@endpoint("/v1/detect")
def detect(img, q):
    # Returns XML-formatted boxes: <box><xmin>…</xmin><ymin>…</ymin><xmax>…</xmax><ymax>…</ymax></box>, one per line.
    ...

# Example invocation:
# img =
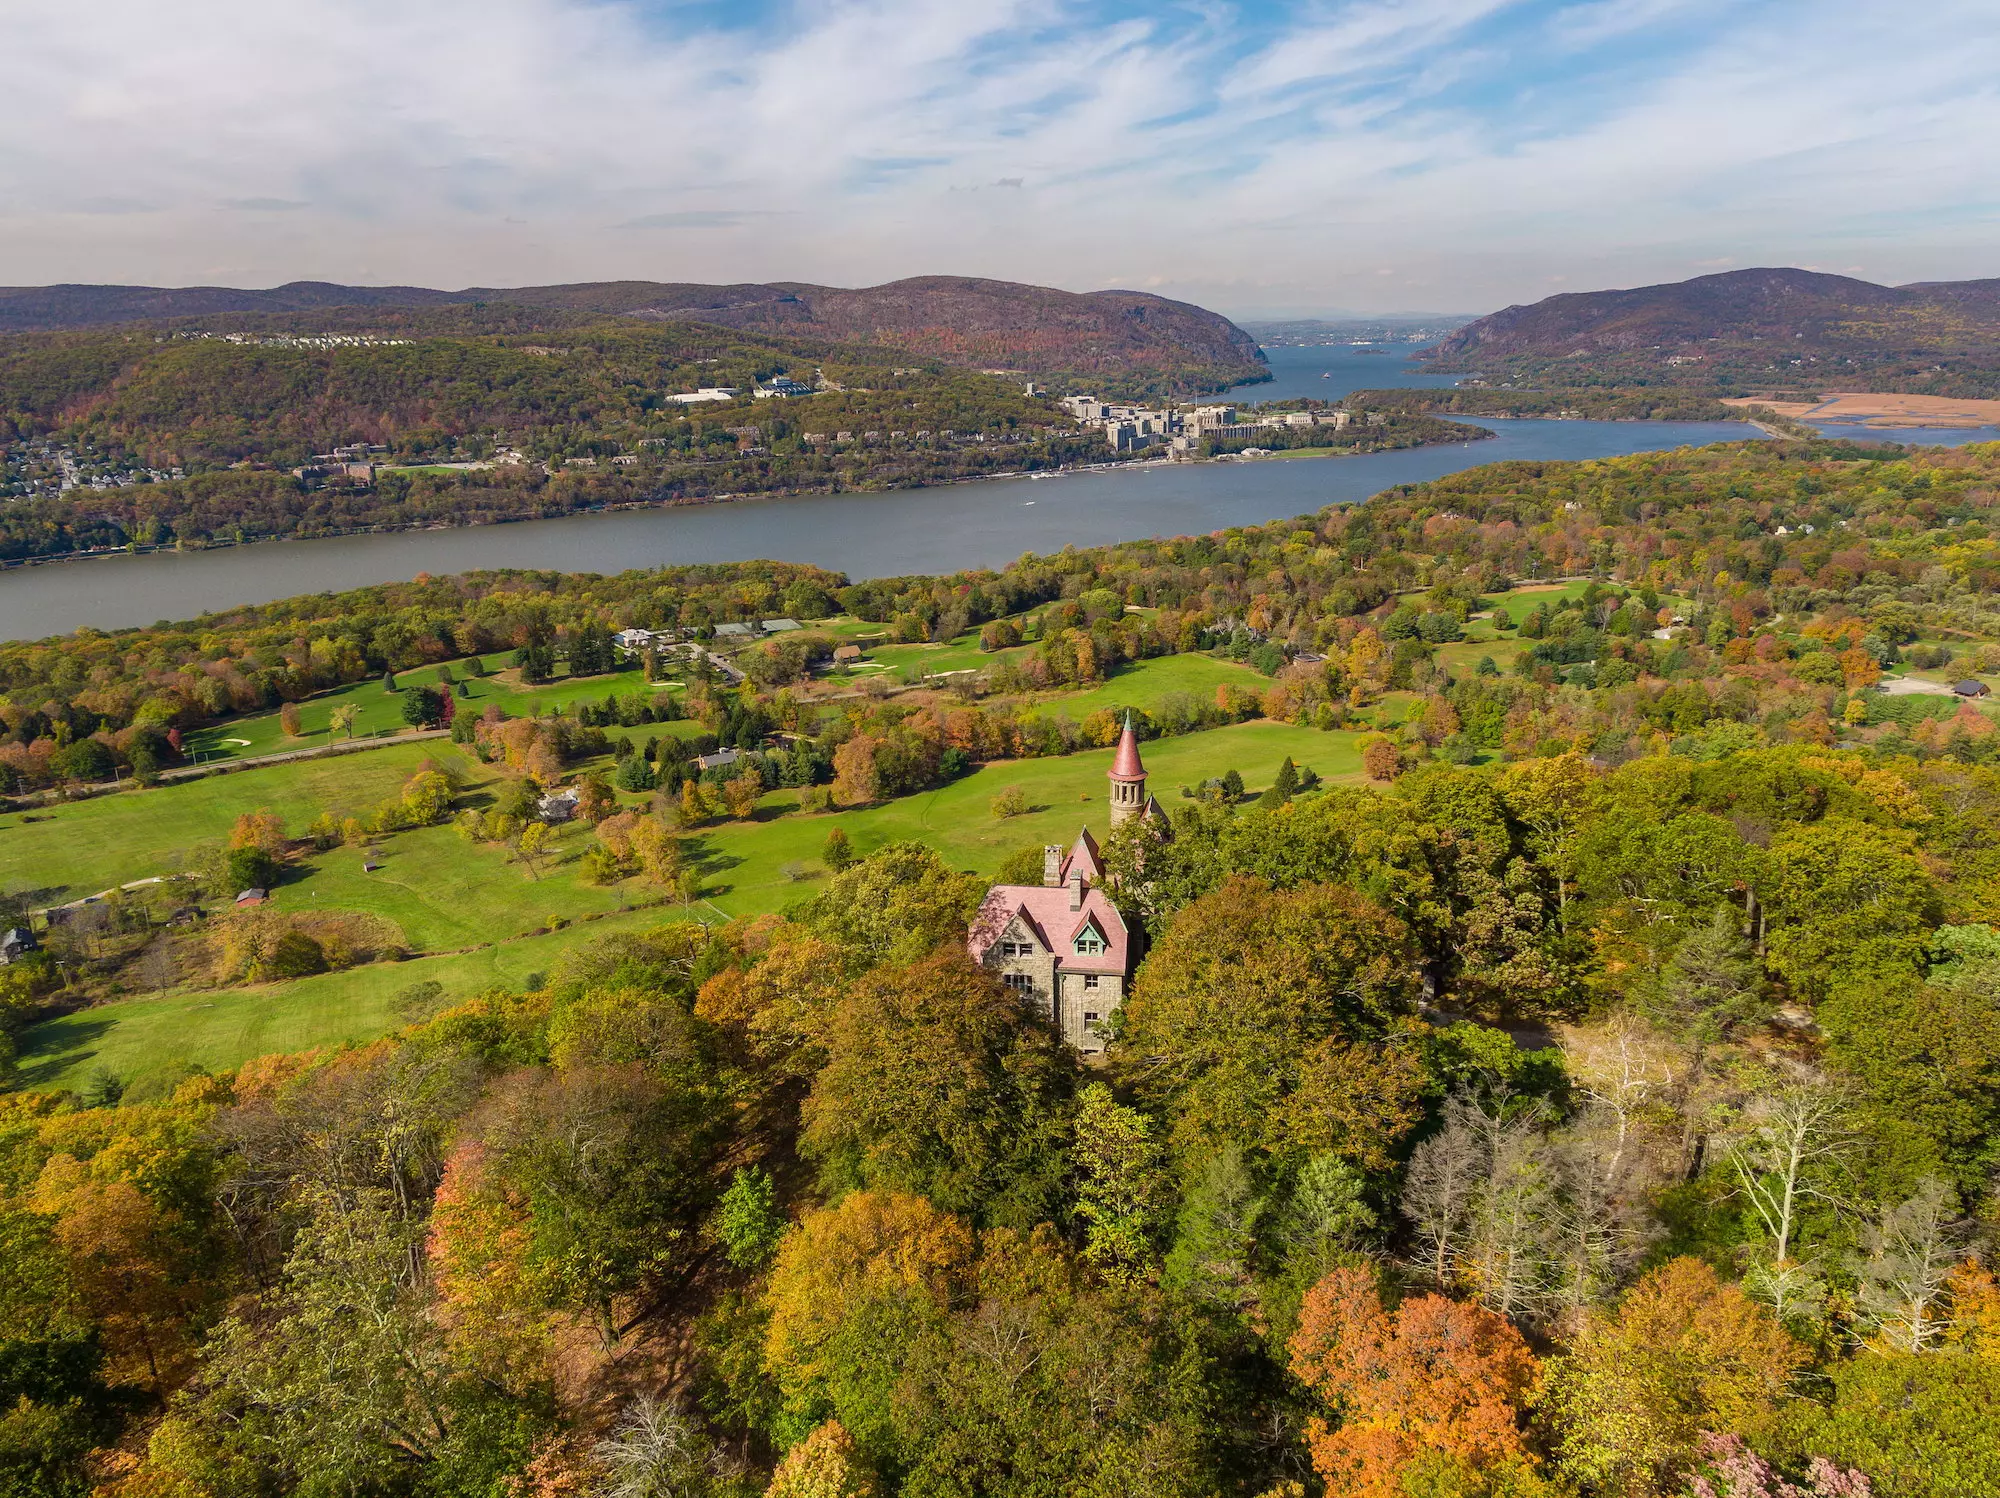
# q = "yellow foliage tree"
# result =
<box><xmin>765</xmin><ymin>1420</ymin><xmax>880</xmax><ymax>1498</ymax></box>
<box><xmin>763</xmin><ymin>1190</ymin><xmax>974</xmax><ymax>1400</ymax></box>
<box><xmin>1544</xmin><ymin>1257</ymin><xmax>1805</xmax><ymax>1497</ymax></box>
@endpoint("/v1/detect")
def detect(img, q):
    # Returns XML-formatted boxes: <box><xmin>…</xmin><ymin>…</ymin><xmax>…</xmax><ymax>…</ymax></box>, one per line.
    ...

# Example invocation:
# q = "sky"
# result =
<box><xmin>7</xmin><ymin>0</ymin><xmax>2000</xmax><ymax>318</ymax></box>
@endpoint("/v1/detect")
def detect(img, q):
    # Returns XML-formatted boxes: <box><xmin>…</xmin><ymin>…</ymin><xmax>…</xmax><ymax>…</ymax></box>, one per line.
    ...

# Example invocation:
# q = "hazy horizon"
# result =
<box><xmin>8</xmin><ymin>0</ymin><xmax>1998</xmax><ymax>317</ymax></box>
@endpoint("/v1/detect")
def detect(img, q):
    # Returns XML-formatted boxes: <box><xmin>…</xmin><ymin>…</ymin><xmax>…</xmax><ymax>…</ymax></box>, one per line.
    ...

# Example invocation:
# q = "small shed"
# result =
<box><xmin>1952</xmin><ymin>680</ymin><xmax>1992</xmax><ymax>698</ymax></box>
<box><xmin>234</xmin><ymin>888</ymin><xmax>268</xmax><ymax>907</ymax></box>
<box><xmin>833</xmin><ymin>644</ymin><xmax>864</xmax><ymax>664</ymax></box>
<box><xmin>0</xmin><ymin>927</ymin><xmax>37</xmax><ymax>964</ymax></box>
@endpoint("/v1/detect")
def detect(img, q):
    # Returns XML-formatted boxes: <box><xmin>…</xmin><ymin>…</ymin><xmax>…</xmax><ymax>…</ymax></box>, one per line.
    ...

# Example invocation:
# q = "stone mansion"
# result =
<box><xmin>967</xmin><ymin>718</ymin><xmax>1168</xmax><ymax>1053</ymax></box>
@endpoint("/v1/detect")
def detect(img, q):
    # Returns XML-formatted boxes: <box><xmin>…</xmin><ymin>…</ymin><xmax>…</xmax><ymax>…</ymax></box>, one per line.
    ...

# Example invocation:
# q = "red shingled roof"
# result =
<box><xmin>1110</xmin><ymin>719</ymin><xmax>1145</xmax><ymax>781</ymax></box>
<box><xmin>968</xmin><ymin>882</ymin><xmax>1131</xmax><ymax>976</ymax></box>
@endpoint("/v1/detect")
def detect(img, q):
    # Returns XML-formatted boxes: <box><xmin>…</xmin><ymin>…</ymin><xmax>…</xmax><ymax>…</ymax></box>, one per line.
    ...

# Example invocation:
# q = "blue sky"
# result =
<box><xmin>6</xmin><ymin>0</ymin><xmax>1998</xmax><ymax>314</ymax></box>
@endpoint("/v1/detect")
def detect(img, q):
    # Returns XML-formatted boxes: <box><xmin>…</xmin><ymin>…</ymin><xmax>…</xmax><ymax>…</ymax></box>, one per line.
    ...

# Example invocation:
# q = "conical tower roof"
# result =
<box><xmin>1110</xmin><ymin>712</ymin><xmax>1146</xmax><ymax>781</ymax></box>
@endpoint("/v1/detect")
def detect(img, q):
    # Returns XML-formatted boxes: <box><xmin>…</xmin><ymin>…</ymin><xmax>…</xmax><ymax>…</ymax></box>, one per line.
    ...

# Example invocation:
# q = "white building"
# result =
<box><xmin>670</xmin><ymin>387</ymin><xmax>739</xmax><ymax>405</ymax></box>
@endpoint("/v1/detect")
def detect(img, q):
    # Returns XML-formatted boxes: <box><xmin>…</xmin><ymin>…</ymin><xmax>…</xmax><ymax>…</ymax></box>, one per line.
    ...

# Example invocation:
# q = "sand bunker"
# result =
<box><xmin>1724</xmin><ymin>392</ymin><xmax>2000</xmax><ymax>428</ymax></box>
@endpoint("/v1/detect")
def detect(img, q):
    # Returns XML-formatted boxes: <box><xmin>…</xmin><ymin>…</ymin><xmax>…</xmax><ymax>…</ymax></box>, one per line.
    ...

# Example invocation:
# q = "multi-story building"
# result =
<box><xmin>968</xmin><ymin>719</ymin><xmax>1168</xmax><ymax>1053</ymax></box>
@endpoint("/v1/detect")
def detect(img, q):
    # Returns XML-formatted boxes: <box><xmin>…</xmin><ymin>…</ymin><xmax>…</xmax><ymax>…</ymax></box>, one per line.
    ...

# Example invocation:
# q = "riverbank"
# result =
<box><xmin>0</xmin><ymin>417</ymin><xmax>1772</xmax><ymax>639</ymax></box>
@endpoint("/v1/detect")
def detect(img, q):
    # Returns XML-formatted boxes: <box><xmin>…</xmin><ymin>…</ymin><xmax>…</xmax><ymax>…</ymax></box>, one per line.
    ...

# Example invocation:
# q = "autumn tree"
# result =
<box><xmin>1545</xmin><ymin>1257</ymin><xmax>1805</xmax><ymax>1497</ymax></box>
<box><xmin>229</xmin><ymin>807</ymin><xmax>288</xmax><ymax>858</ymax></box>
<box><xmin>762</xmin><ymin>1190</ymin><xmax>975</xmax><ymax>1454</ymax></box>
<box><xmin>802</xmin><ymin>951</ymin><xmax>1078</xmax><ymax>1226</ymax></box>
<box><xmin>1118</xmin><ymin>877</ymin><xmax>1422</xmax><ymax>1163</ymax></box>
<box><xmin>1288</xmin><ymin>1266</ymin><xmax>1539</xmax><ymax>1498</ymax></box>
<box><xmin>765</xmin><ymin>1419</ymin><xmax>880</xmax><ymax>1498</ymax></box>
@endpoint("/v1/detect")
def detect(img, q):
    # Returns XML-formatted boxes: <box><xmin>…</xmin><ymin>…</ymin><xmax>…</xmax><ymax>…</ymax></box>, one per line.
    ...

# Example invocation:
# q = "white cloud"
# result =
<box><xmin>0</xmin><ymin>0</ymin><xmax>1996</xmax><ymax>313</ymax></box>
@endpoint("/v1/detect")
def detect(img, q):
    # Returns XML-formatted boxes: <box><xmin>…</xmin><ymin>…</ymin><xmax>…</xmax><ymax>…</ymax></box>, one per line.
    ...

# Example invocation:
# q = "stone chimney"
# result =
<box><xmin>1043</xmin><ymin>845</ymin><xmax>1065</xmax><ymax>887</ymax></box>
<box><xmin>1069</xmin><ymin>868</ymin><xmax>1086</xmax><ymax>910</ymax></box>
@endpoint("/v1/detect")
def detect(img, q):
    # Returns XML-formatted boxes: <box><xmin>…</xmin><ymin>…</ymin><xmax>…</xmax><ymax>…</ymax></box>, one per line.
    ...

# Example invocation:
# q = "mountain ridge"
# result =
<box><xmin>0</xmin><ymin>275</ymin><xmax>1265</xmax><ymax>388</ymax></box>
<box><xmin>1423</xmin><ymin>266</ymin><xmax>2000</xmax><ymax>397</ymax></box>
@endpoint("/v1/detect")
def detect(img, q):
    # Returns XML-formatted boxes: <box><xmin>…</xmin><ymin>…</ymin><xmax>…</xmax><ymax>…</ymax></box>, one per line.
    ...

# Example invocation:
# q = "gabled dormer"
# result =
<box><xmin>994</xmin><ymin>910</ymin><xmax>1046</xmax><ymax>961</ymax></box>
<box><xmin>1069</xmin><ymin>912</ymin><xmax>1110</xmax><ymax>957</ymax></box>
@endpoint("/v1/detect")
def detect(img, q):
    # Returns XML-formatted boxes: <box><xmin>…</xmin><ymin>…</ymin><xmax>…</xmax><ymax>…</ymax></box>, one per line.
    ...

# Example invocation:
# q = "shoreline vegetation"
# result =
<box><xmin>0</xmin><ymin>406</ymin><xmax>1491</xmax><ymax>571</ymax></box>
<box><xmin>0</xmin><ymin>396</ymin><xmax>1828</xmax><ymax>576</ymax></box>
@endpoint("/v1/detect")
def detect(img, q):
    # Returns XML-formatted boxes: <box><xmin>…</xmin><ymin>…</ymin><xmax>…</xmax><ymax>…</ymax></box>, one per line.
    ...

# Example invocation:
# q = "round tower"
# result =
<box><xmin>1108</xmin><ymin>713</ymin><xmax>1147</xmax><ymax>827</ymax></box>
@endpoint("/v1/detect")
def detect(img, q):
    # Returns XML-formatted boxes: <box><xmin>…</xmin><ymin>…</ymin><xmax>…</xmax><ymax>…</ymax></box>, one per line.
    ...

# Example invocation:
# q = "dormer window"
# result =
<box><xmin>1073</xmin><ymin>926</ymin><xmax>1106</xmax><ymax>956</ymax></box>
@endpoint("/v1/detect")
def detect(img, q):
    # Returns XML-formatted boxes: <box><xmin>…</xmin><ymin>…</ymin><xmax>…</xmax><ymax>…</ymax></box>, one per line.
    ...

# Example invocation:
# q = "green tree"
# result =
<box><xmin>1782</xmin><ymin>1352</ymin><xmax>2000</xmax><ymax>1498</ymax></box>
<box><xmin>224</xmin><ymin>846</ymin><xmax>279</xmax><ymax>894</ymax></box>
<box><xmin>802</xmin><ymin>951</ymin><xmax>1079</xmax><ymax>1227</ymax></box>
<box><xmin>1117</xmin><ymin>877</ymin><xmax>1423</xmax><ymax>1162</ymax></box>
<box><xmin>1071</xmin><ymin>1084</ymin><xmax>1171</xmax><ymax>1281</ymax></box>
<box><xmin>1764</xmin><ymin>818</ymin><xmax>1938</xmax><ymax>1001</ymax></box>
<box><xmin>717</xmin><ymin>1166</ymin><xmax>786</xmax><ymax>1270</ymax></box>
<box><xmin>799</xmin><ymin>844</ymin><xmax>985</xmax><ymax>974</ymax></box>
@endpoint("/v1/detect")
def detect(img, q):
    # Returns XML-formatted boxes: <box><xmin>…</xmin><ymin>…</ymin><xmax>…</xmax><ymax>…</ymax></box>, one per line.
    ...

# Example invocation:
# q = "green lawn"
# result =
<box><xmin>185</xmin><ymin>654</ymin><xmax>685</xmax><ymax>763</ymax></box>
<box><xmin>13</xmin><ymin>907</ymin><xmax>679</xmax><ymax>1095</ymax></box>
<box><xmin>0</xmin><ymin>742</ymin><xmax>476</xmax><ymax>902</ymax></box>
<box><xmin>273</xmin><ymin>816</ymin><xmax>666</xmax><ymax>952</ymax></box>
<box><xmin>1483</xmin><ymin>582</ymin><xmax>1595</xmax><ymax>626</ymax></box>
<box><xmin>1019</xmin><ymin>654</ymin><xmax>1274</xmax><ymax>720</ymax></box>
<box><xmin>11</xmin><ymin>717</ymin><xmax>1358</xmax><ymax>1094</ymax></box>
<box><xmin>690</xmin><ymin>718</ymin><xmax>1360</xmax><ymax>918</ymax></box>
<box><xmin>1433</xmin><ymin>638</ymin><xmax>1528</xmax><ymax>676</ymax></box>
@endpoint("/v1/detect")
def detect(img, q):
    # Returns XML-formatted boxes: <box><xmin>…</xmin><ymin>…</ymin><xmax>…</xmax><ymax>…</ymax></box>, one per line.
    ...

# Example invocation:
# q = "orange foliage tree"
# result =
<box><xmin>1287</xmin><ymin>1266</ymin><xmax>1539</xmax><ymax>1498</ymax></box>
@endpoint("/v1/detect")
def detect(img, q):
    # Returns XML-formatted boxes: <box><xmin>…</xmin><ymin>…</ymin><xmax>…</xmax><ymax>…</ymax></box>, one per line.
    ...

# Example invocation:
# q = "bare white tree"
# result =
<box><xmin>1403</xmin><ymin>1090</ymin><xmax>1559</xmax><ymax>1319</ymax></box>
<box><xmin>1560</xmin><ymin>1012</ymin><xmax>1677</xmax><ymax>1187</ymax></box>
<box><xmin>1403</xmin><ymin>1099</ymin><xmax>1484</xmax><ymax>1288</ymax></box>
<box><xmin>1853</xmin><ymin>1177</ymin><xmax>1966</xmax><ymax>1353</ymax></box>
<box><xmin>594</xmin><ymin>1396</ymin><xmax>729</xmax><ymax>1498</ymax></box>
<box><xmin>1724</xmin><ymin>1076</ymin><xmax>1852</xmax><ymax>1269</ymax></box>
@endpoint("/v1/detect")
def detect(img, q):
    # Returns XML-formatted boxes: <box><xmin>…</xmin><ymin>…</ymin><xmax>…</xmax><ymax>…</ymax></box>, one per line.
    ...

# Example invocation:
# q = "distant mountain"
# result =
<box><xmin>1424</xmin><ymin>268</ymin><xmax>2000</xmax><ymax>396</ymax></box>
<box><xmin>0</xmin><ymin>275</ymin><xmax>1264</xmax><ymax>391</ymax></box>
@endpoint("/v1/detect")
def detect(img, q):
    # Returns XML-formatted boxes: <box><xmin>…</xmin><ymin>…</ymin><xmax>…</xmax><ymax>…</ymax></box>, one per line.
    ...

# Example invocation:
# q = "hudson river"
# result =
<box><xmin>0</xmin><ymin>414</ymin><xmax>1760</xmax><ymax>639</ymax></box>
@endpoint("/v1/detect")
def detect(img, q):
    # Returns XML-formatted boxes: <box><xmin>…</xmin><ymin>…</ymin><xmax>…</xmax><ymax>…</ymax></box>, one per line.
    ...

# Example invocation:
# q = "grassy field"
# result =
<box><xmin>691</xmin><ymin>718</ymin><xmax>1359</xmax><ymax>916</ymax></box>
<box><xmin>0</xmin><ymin>742</ymin><xmax>475</xmax><ymax>902</ymax></box>
<box><xmin>12</xmin><ymin>716</ymin><xmax>1358</xmax><ymax>1093</ymax></box>
<box><xmin>13</xmin><ymin>906</ymin><xmax>677</xmax><ymax>1094</ymax></box>
<box><xmin>1482</xmin><ymin>581</ymin><xmax>1595</xmax><ymax>626</ymax></box>
<box><xmin>1019</xmin><ymin>654</ymin><xmax>1275</xmax><ymax>720</ymax></box>
<box><xmin>1433</xmin><ymin>638</ymin><xmax>1528</xmax><ymax>676</ymax></box>
<box><xmin>185</xmin><ymin>653</ymin><xmax>688</xmax><ymax>762</ymax></box>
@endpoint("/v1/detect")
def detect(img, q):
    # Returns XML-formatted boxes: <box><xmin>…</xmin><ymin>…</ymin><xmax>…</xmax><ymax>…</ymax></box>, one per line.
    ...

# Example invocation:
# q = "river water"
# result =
<box><xmin>1227</xmin><ymin>343</ymin><xmax>1460</xmax><ymax>404</ymax></box>
<box><xmin>0</xmin><ymin>416</ymin><xmax>1762</xmax><ymax>640</ymax></box>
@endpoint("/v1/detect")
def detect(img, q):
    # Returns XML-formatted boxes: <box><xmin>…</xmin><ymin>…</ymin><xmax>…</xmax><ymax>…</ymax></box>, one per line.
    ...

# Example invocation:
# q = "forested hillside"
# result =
<box><xmin>4</xmin><ymin>436</ymin><xmax>2000</xmax><ymax>1496</ymax></box>
<box><xmin>0</xmin><ymin>308</ymin><xmax>1464</xmax><ymax>561</ymax></box>
<box><xmin>0</xmin><ymin>275</ymin><xmax>1267</xmax><ymax>393</ymax></box>
<box><xmin>1426</xmin><ymin>266</ymin><xmax>2000</xmax><ymax>398</ymax></box>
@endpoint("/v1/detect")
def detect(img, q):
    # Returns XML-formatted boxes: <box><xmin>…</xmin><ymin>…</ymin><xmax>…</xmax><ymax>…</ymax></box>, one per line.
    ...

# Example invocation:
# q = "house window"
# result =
<box><xmin>1002</xmin><ymin>973</ymin><xmax>1034</xmax><ymax>993</ymax></box>
<box><xmin>1083</xmin><ymin>1011</ymin><xmax>1100</xmax><ymax>1023</ymax></box>
<box><xmin>1001</xmin><ymin>940</ymin><xmax>1034</xmax><ymax>958</ymax></box>
<box><xmin>1082</xmin><ymin>974</ymin><xmax>1100</xmax><ymax>990</ymax></box>
<box><xmin>1073</xmin><ymin>928</ymin><xmax>1105</xmax><ymax>955</ymax></box>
